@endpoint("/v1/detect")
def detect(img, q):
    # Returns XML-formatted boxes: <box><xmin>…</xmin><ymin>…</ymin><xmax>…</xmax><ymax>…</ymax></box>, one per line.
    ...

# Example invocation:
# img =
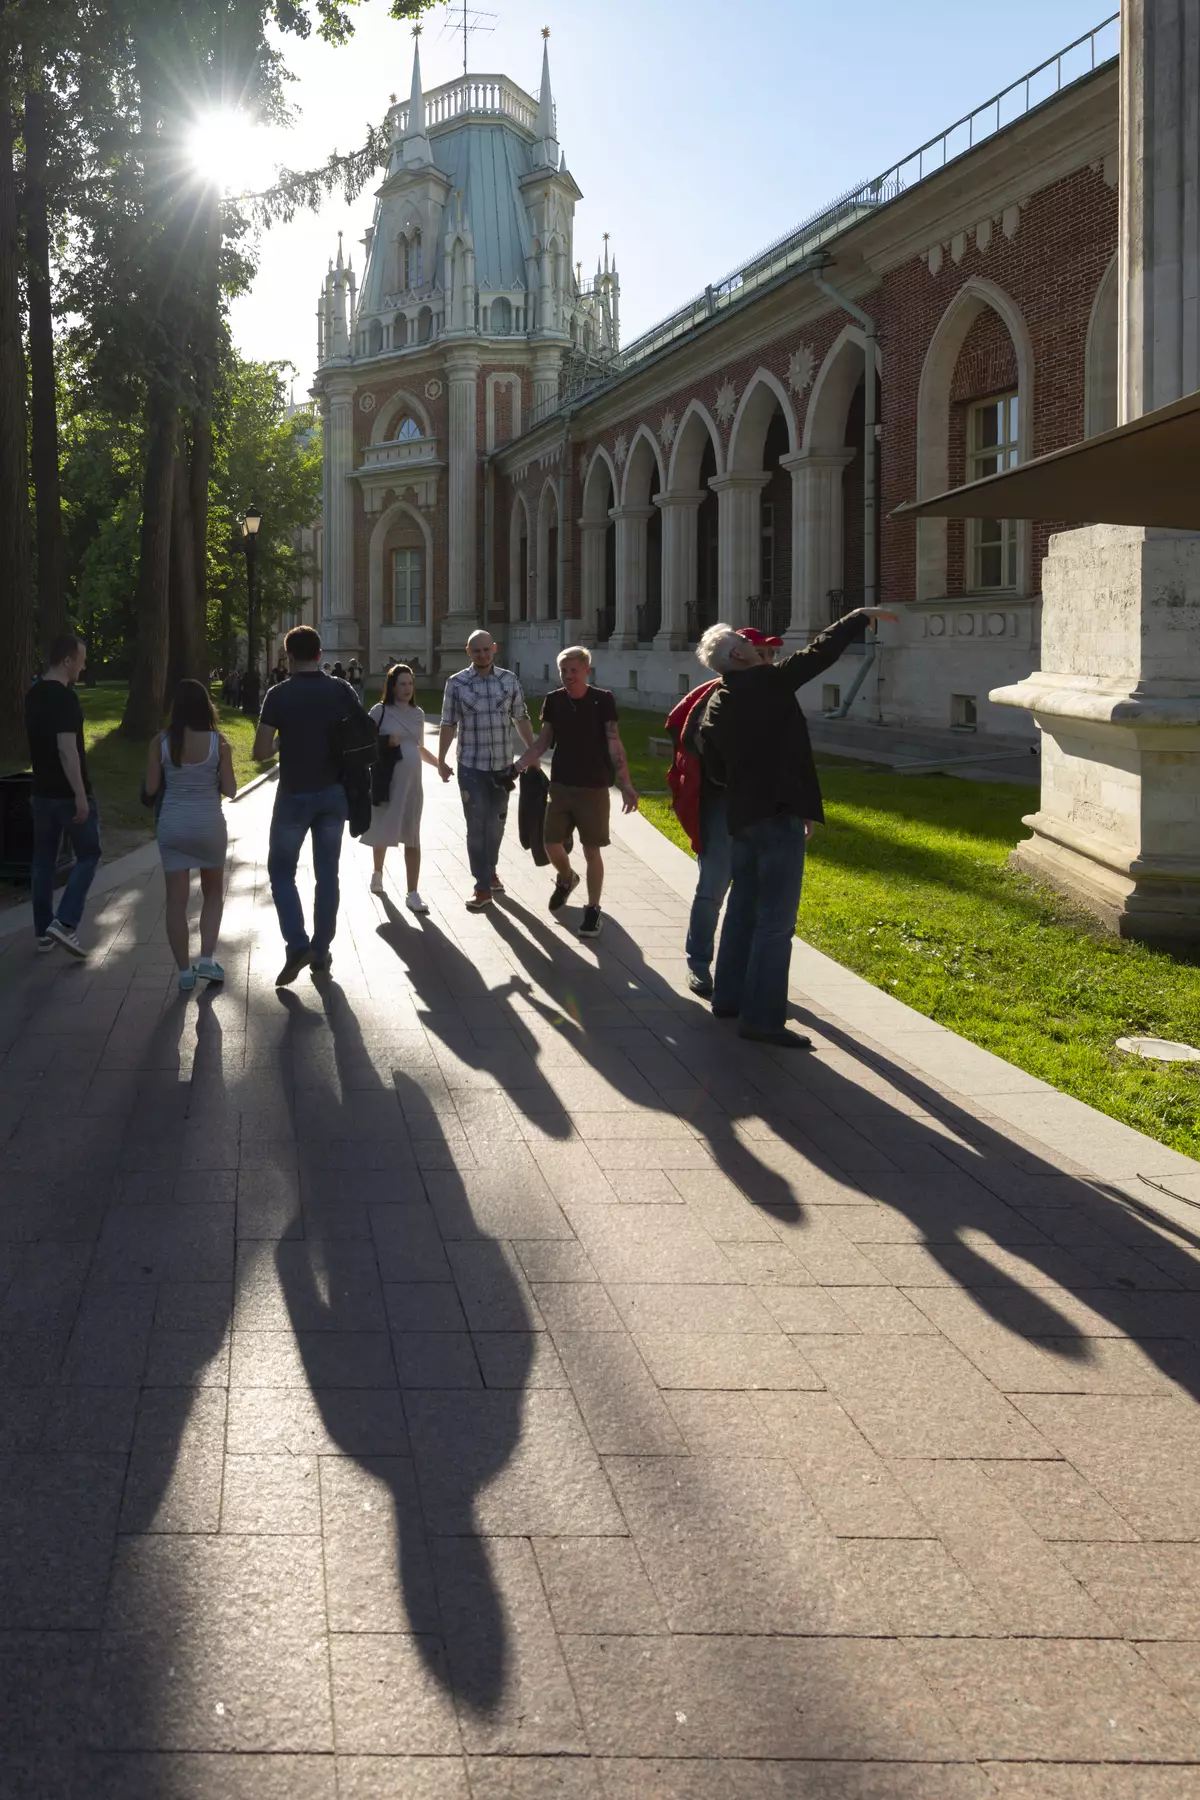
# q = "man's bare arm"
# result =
<box><xmin>606</xmin><ymin>722</ymin><xmax>639</xmax><ymax>813</ymax></box>
<box><xmin>57</xmin><ymin>733</ymin><xmax>89</xmax><ymax>822</ymax></box>
<box><xmin>514</xmin><ymin>714</ymin><xmax>538</xmax><ymax>753</ymax></box>
<box><xmin>514</xmin><ymin>724</ymin><xmax>553</xmax><ymax>770</ymax></box>
<box><xmin>438</xmin><ymin>721</ymin><xmax>457</xmax><ymax>781</ymax></box>
<box><xmin>252</xmin><ymin>723</ymin><xmax>277</xmax><ymax>761</ymax></box>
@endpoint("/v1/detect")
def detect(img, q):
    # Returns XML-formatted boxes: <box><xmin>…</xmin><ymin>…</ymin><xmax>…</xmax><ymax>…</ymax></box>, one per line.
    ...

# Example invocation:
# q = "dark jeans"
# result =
<box><xmin>685</xmin><ymin>786</ymin><xmax>732</xmax><ymax>975</ymax></box>
<box><xmin>458</xmin><ymin>765</ymin><xmax>509</xmax><ymax>891</ymax></box>
<box><xmin>268</xmin><ymin>783</ymin><xmax>348</xmax><ymax>959</ymax></box>
<box><xmin>713</xmin><ymin>813</ymin><xmax>807</xmax><ymax>1035</ymax></box>
<box><xmin>30</xmin><ymin>796</ymin><xmax>102</xmax><ymax>938</ymax></box>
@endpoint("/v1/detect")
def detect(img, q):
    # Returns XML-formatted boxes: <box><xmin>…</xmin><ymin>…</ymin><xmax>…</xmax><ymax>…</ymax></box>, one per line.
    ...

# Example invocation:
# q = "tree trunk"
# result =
<box><xmin>121</xmin><ymin>388</ymin><xmax>175</xmax><ymax>737</ymax></box>
<box><xmin>168</xmin><ymin>432</ymin><xmax>204</xmax><ymax>687</ymax></box>
<box><xmin>0</xmin><ymin>11</ymin><xmax>34</xmax><ymax>767</ymax></box>
<box><xmin>23</xmin><ymin>81</ymin><xmax>66</xmax><ymax>652</ymax></box>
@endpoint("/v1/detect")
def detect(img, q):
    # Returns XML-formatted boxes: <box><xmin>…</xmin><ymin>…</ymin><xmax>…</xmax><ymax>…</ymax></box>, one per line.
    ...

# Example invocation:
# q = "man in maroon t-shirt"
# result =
<box><xmin>514</xmin><ymin>646</ymin><xmax>638</xmax><ymax>938</ymax></box>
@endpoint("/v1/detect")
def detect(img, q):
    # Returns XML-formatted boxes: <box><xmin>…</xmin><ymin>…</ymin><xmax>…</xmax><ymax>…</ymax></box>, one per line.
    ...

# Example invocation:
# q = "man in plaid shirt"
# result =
<box><xmin>438</xmin><ymin>630</ymin><xmax>539</xmax><ymax>908</ymax></box>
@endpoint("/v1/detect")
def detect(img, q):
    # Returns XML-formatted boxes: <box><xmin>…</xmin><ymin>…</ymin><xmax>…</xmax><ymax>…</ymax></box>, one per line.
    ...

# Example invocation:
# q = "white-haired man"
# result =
<box><xmin>513</xmin><ymin>645</ymin><xmax>638</xmax><ymax>938</ymax></box>
<box><xmin>697</xmin><ymin>605</ymin><xmax>896</xmax><ymax>1046</ymax></box>
<box><xmin>439</xmin><ymin>630</ymin><xmax>539</xmax><ymax>909</ymax></box>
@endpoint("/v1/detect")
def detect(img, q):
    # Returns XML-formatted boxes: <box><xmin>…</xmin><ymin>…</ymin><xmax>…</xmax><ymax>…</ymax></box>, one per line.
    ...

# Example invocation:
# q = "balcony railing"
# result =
<box><xmin>390</xmin><ymin>73</ymin><xmax>538</xmax><ymax>138</ymax></box>
<box><xmin>357</xmin><ymin>434</ymin><xmax>439</xmax><ymax>472</ymax></box>
<box><xmin>746</xmin><ymin>596</ymin><xmax>790</xmax><ymax>639</ymax></box>
<box><xmin>635</xmin><ymin>603</ymin><xmax>660</xmax><ymax>645</ymax></box>
<box><xmin>595</xmin><ymin>604</ymin><xmax>615</xmax><ymax>645</ymax></box>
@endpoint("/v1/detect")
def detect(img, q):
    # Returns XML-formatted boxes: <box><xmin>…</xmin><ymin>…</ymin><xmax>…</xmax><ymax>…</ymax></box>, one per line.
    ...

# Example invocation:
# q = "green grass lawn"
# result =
<box><xmin>641</xmin><ymin>769</ymin><xmax>1200</xmax><ymax>1162</ymax></box>
<box><xmin>78</xmin><ymin>683</ymin><xmax>276</xmax><ymax>839</ymax></box>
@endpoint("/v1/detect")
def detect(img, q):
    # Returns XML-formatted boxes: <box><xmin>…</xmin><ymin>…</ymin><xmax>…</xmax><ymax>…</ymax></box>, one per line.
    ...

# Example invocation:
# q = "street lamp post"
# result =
<box><xmin>241</xmin><ymin>506</ymin><xmax>261</xmax><ymax>716</ymax></box>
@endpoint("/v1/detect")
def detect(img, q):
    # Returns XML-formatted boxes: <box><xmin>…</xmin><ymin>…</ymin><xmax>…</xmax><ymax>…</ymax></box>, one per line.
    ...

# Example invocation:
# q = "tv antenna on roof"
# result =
<box><xmin>440</xmin><ymin>2</ymin><xmax>497</xmax><ymax>77</ymax></box>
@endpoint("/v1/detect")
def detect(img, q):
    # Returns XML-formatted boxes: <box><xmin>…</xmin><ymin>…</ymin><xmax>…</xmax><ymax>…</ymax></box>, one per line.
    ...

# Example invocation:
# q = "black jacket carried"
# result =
<box><xmin>517</xmin><ymin>766</ymin><xmax>574</xmax><ymax>864</ymax></box>
<box><xmin>700</xmin><ymin>611</ymin><xmax>867</xmax><ymax>836</ymax></box>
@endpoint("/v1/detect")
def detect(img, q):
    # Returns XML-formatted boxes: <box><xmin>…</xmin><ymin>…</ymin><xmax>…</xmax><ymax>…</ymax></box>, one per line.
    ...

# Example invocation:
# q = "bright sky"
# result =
<box><xmin>219</xmin><ymin>0</ymin><xmax>1115</xmax><ymax>395</ymax></box>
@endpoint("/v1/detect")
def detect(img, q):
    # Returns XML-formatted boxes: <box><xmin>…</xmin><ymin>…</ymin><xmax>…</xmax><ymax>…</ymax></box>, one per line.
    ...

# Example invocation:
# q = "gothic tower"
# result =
<box><xmin>312</xmin><ymin>32</ymin><xmax>618</xmax><ymax>675</ymax></box>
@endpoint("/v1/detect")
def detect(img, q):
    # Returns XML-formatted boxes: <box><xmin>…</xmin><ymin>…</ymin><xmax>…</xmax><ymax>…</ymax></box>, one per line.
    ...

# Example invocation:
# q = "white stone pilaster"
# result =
<box><xmin>320</xmin><ymin>376</ymin><xmax>358</xmax><ymax>650</ymax></box>
<box><xmin>531</xmin><ymin>348</ymin><xmax>560</xmax><ymax>422</ymax></box>
<box><xmin>709</xmin><ymin>473</ymin><xmax>769</xmax><ymax>628</ymax></box>
<box><xmin>656</xmin><ymin>492</ymin><xmax>703</xmax><ymax>649</ymax></box>
<box><xmin>609</xmin><ymin>505</ymin><xmax>653</xmax><ymax>651</ymax></box>
<box><xmin>443</xmin><ymin>351</ymin><xmax>479</xmax><ymax>654</ymax></box>
<box><xmin>781</xmin><ymin>449</ymin><xmax>854</xmax><ymax>641</ymax></box>
<box><xmin>577</xmin><ymin>520</ymin><xmax>607</xmax><ymax>644</ymax></box>
<box><xmin>1119</xmin><ymin>0</ymin><xmax>1200</xmax><ymax>421</ymax></box>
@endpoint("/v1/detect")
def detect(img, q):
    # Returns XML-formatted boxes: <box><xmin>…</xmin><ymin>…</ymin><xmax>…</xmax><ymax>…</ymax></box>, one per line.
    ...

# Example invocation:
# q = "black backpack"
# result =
<box><xmin>329</xmin><ymin>688</ymin><xmax>379</xmax><ymax>839</ymax></box>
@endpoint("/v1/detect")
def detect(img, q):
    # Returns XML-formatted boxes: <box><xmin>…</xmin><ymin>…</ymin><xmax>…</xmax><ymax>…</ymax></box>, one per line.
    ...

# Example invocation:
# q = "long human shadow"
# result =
<box><xmin>273</xmin><ymin>974</ymin><xmax>532</xmax><ymax>1716</ymax></box>
<box><xmin>485</xmin><ymin>897</ymin><xmax>804</xmax><ymax>1221</ymax></box>
<box><xmin>777</xmin><ymin>1002</ymin><xmax>1200</xmax><ymax>1393</ymax></box>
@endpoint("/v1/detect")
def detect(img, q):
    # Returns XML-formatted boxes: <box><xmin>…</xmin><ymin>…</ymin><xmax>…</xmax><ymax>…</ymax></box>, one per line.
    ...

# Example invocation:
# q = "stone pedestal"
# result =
<box><xmin>991</xmin><ymin>525</ymin><xmax>1200</xmax><ymax>941</ymax></box>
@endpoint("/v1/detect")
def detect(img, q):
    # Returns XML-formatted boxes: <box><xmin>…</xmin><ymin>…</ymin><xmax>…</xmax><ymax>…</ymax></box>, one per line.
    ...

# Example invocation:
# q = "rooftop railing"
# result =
<box><xmin>611</xmin><ymin>14</ymin><xmax>1119</xmax><ymax>375</ymax></box>
<box><xmin>390</xmin><ymin>73</ymin><xmax>538</xmax><ymax>139</ymax></box>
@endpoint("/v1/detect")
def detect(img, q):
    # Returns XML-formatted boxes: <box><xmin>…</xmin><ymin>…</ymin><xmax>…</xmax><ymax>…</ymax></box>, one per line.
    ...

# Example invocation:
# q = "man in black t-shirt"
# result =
<box><xmin>253</xmin><ymin>624</ymin><xmax>370</xmax><ymax>986</ymax></box>
<box><xmin>23</xmin><ymin>631</ymin><xmax>101</xmax><ymax>958</ymax></box>
<box><xmin>514</xmin><ymin>646</ymin><xmax>638</xmax><ymax>939</ymax></box>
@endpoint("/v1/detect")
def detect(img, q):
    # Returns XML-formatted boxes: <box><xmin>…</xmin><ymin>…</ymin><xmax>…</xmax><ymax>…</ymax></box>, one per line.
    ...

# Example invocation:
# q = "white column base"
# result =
<box><xmin>991</xmin><ymin>526</ymin><xmax>1200</xmax><ymax>944</ymax></box>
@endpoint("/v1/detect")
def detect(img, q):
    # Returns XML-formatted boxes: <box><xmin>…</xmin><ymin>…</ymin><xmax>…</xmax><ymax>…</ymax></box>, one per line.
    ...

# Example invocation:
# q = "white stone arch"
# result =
<box><xmin>915</xmin><ymin>275</ymin><xmax>1035</xmax><ymax>600</ymax></box>
<box><xmin>536</xmin><ymin>478</ymin><xmax>561</xmax><ymax>620</ymax></box>
<box><xmin>508</xmin><ymin>488</ymin><xmax>531</xmax><ymax>622</ymax></box>
<box><xmin>728</xmin><ymin>368</ymin><xmax>797</xmax><ymax>473</ymax></box>
<box><xmin>368</xmin><ymin>497</ymin><xmax>435</xmax><ymax>676</ymax></box>
<box><xmin>1085</xmin><ymin>252</ymin><xmax>1119</xmax><ymax>439</ymax></box>
<box><xmin>581</xmin><ymin>445</ymin><xmax>618</xmax><ymax>521</ymax></box>
<box><xmin>620</xmin><ymin>424</ymin><xmax>665</xmax><ymax>506</ymax></box>
<box><xmin>667</xmin><ymin>398</ymin><xmax>724</xmax><ymax>492</ymax></box>
<box><xmin>371</xmin><ymin>387</ymin><xmax>433</xmax><ymax>446</ymax></box>
<box><xmin>803</xmin><ymin>324</ymin><xmax>881</xmax><ymax>452</ymax></box>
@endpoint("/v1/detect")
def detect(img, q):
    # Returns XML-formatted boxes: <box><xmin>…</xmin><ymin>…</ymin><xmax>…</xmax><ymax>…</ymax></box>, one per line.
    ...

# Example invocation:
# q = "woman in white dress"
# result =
<box><xmin>363</xmin><ymin>663</ymin><xmax>439</xmax><ymax>912</ymax></box>
<box><xmin>144</xmin><ymin>679</ymin><xmax>237</xmax><ymax>992</ymax></box>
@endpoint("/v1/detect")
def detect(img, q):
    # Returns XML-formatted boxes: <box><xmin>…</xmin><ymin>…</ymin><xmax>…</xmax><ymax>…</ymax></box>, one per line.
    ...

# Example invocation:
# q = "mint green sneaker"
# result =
<box><xmin>195</xmin><ymin>957</ymin><xmax>225</xmax><ymax>984</ymax></box>
<box><xmin>178</xmin><ymin>966</ymin><xmax>197</xmax><ymax>993</ymax></box>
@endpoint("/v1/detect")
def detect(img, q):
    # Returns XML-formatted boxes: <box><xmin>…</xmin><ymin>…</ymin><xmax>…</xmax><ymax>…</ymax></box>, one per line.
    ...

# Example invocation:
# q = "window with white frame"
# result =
<box><xmin>390</xmin><ymin>548</ymin><xmax>422</xmax><ymax>625</ymax></box>
<box><xmin>967</xmin><ymin>392</ymin><xmax>1019</xmax><ymax>591</ymax></box>
<box><xmin>395</xmin><ymin>416</ymin><xmax>421</xmax><ymax>441</ymax></box>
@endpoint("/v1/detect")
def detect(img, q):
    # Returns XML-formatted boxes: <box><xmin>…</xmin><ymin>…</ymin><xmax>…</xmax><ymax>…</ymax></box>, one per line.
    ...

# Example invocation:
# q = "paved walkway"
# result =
<box><xmin>3</xmin><ymin>767</ymin><xmax>1200</xmax><ymax>1799</ymax></box>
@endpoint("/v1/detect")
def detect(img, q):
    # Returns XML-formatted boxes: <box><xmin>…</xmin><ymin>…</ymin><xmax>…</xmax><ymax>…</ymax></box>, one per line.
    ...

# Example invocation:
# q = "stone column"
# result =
<box><xmin>991</xmin><ymin>0</ymin><xmax>1200</xmax><ymax>941</ymax></box>
<box><xmin>1119</xmin><ymin>0</ymin><xmax>1200</xmax><ymax>420</ymax></box>
<box><xmin>441</xmin><ymin>351</ymin><xmax>479</xmax><ymax>665</ymax></box>
<box><xmin>709</xmin><ymin>473</ymin><xmax>769</xmax><ymax>626</ymax></box>
<box><xmin>320</xmin><ymin>375</ymin><xmax>359</xmax><ymax>653</ymax></box>
<box><xmin>609</xmin><ymin>505</ymin><xmax>653</xmax><ymax>650</ymax></box>
<box><xmin>782</xmin><ymin>449</ymin><xmax>855</xmax><ymax>641</ymax></box>
<box><xmin>532</xmin><ymin>348</ymin><xmax>560</xmax><ymax>423</ymax></box>
<box><xmin>655</xmin><ymin>492</ymin><xmax>703</xmax><ymax>649</ymax></box>
<box><xmin>576</xmin><ymin>519</ymin><xmax>607</xmax><ymax>644</ymax></box>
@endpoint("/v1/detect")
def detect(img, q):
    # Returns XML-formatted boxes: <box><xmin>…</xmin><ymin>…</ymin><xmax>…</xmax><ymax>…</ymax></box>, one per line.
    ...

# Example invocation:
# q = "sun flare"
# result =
<box><xmin>186</xmin><ymin>110</ymin><xmax>269</xmax><ymax>196</ymax></box>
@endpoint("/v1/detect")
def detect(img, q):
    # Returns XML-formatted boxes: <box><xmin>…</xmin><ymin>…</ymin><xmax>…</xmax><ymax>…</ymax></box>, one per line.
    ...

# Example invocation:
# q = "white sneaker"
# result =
<box><xmin>370</xmin><ymin>872</ymin><xmax>385</xmax><ymax>894</ymax></box>
<box><xmin>46</xmin><ymin>919</ymin><xmax>86</xmax><ymax>958</ymax></box>
<box><xmin>405</xmin><ymin>891</ymin><xmax>429</xmax><ymax>914</ymax></box>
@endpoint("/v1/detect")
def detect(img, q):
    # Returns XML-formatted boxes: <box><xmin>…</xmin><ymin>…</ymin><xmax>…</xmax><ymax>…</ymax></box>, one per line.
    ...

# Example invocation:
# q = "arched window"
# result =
<box><xmin>396</xmin><ymin>416</ymin><xmax>421</xmax><ymax>441</ymax></box>
<box><xmin>405</xmin><ymin>230</ymin><xmax>422</xmax><ymax>291</ymax></box>
<box><xmin>417</xmin><ymin>306</ymin><xmax>433</xmax><ymax>344</ymax></box>
<box><xmin>492</xmin><ymin>296</ymin><xmax>512</xmax><ymax>335</ymax></box>
<box><xmin>367</xmin><ymin>318</ymin><xmax>383</xmax><ymax>356</ymax></box>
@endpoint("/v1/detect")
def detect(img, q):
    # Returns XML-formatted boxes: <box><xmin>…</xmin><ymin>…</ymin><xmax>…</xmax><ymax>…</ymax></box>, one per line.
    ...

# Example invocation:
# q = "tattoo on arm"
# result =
<box><xmin>606</xmin><ymin>722</ymin><xmax>631</xmax><ymax>784</ymax></box>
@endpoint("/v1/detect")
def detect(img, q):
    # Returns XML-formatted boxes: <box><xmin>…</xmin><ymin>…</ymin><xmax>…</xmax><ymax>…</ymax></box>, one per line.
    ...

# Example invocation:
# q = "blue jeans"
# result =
<box><xmin>713</xmin><ymin>813</ymin><xmax>806</xmax><ymax>1035</ymax></box>
<box><xmin>30</xmin><ymin>796</ymin><xmax>102</xmax><ymax>938</ymax></box>
<box><xmin>458</xmin><ymin>766</ymin><xmax>509</xmax><ymax>891</ymax></box>
<box><xmin>685</xmin><ymin>786</ymin><xmax>732</xmax><ymax>975</ymax></box>
<box><xmin>268</xmin><ymin>784</ymin><xmax>349</xmax><ymax>959</ymax></box>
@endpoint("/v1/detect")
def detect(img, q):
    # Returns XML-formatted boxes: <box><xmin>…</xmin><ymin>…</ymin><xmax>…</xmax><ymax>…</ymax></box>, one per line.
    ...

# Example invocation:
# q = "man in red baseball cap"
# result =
<box><xmin>737</xmin><ymin>627</ymin><xmax>784</xmax><ymax>662</ymax></box>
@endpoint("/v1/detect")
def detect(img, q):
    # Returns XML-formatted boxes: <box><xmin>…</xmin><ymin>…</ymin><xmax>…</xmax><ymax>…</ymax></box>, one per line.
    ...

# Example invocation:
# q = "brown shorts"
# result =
<box><xmin>545</xmin><ymin>782</ymin><xmax>610</xmax><ymax>848</ymax></box>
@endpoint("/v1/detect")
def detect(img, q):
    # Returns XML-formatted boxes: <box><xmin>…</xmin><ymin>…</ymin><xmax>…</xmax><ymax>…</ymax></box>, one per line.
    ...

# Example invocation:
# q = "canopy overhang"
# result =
<box><xmin>892</xmin><ymin>388</ymin><xmax>1200</xmax><ymax>531</ymax></box>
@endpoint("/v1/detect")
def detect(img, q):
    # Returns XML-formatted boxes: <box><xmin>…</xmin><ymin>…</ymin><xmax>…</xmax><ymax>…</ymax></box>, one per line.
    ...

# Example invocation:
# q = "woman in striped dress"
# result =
<box><xmin>144</xmin><ymin>680</ymin><xmax>237</xmax><ymax>992</ymax></box>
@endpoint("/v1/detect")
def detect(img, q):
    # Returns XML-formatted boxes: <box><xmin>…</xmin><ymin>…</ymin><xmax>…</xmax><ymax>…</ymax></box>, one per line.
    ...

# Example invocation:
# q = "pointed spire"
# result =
<box><xmin>533</xmin><ymin>27</ymin><xmax>559</xmax><ymax>168</ymax></box>
<box><xmin>401</xmin><ymin>26</ymin><xmax>433</xmax><ymax>167</ymax></box>
<box><xmin>408</xmin><ymin>33</ymin><xmax>424</xmax><ymax>137</ymax></box>
<box><xmin>335</xmin><ymin>230</ymin><xmax>344</xmax><ymax>274</ymax></box>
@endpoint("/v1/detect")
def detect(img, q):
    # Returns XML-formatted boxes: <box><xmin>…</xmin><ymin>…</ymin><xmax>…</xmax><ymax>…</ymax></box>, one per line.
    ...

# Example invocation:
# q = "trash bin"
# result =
<box><xmin>0</xmin><ymin>771</ymin><xmax>74</xmax><ymax>885</ymax></box>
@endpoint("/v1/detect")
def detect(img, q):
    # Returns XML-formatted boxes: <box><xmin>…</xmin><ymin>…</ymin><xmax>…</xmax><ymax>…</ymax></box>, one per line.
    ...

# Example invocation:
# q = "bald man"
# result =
<box><xmin>439</xmin><ymin>631</ymin><xmax>539</xmax><ymax>909</ymax></box>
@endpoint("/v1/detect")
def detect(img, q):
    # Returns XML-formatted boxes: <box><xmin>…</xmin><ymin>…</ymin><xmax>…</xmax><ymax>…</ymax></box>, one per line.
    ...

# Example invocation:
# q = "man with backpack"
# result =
<box><xmin>253</xmin><ymin>625</ymin><xmax>372</xmax><ymax>985</ymax></box>
<box><xmin>513</xmin><ymin>645</ymin><xmax>638</xmax><ymax>939</ymax></box>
